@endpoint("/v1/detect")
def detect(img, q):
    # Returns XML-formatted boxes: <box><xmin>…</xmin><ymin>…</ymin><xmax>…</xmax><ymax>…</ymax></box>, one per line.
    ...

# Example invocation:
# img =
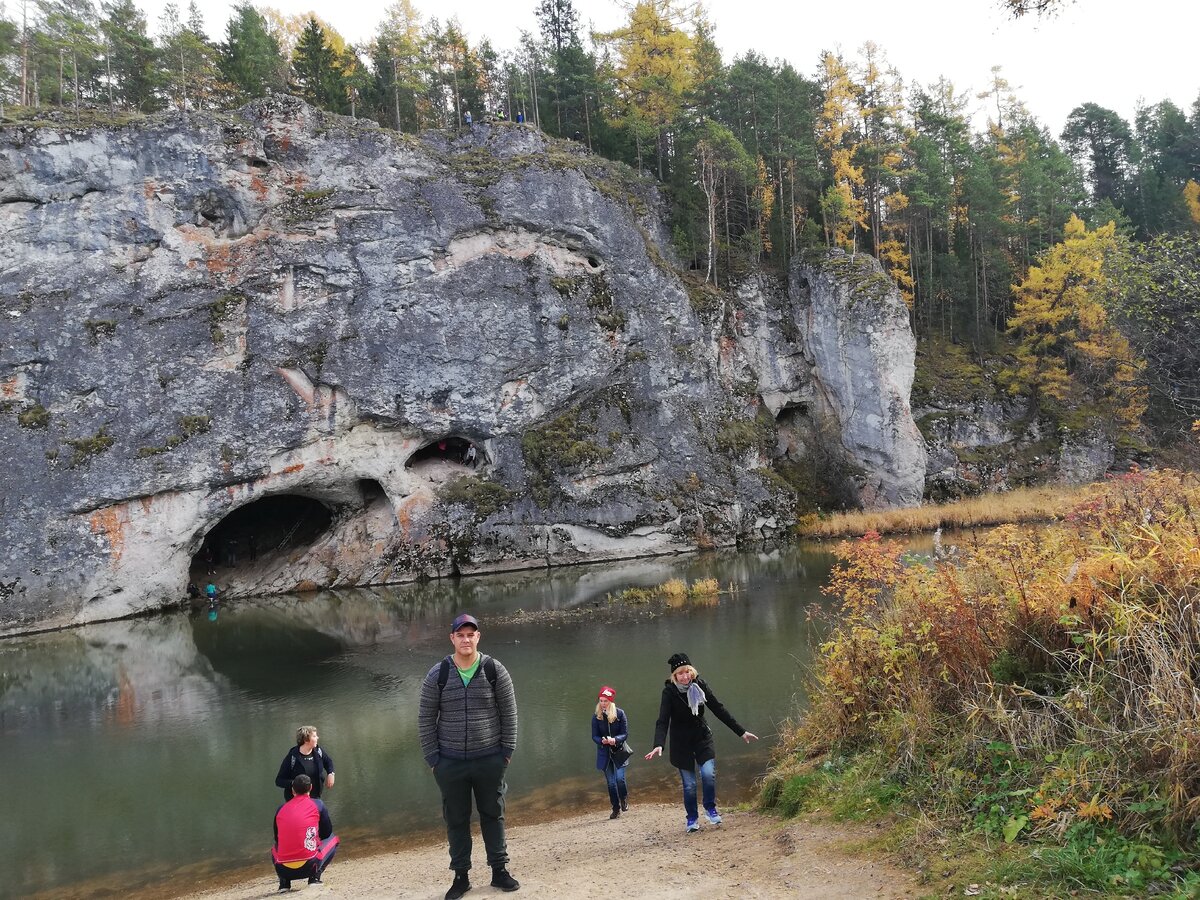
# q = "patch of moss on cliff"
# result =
<box><xmin>67</xmin><ymin>428</ymin><xmax>114</xmax><ymax>467</ymax></box>
<box><xmin>281</xmin><ymin>187</ymin><xmax>334</xmax><ymax>225</ymax></box>
<box><xmin>209</xmin><ymin>292</ymin><xmax>243</xmax><ymax>343</ymax></box>
<box><xmin>911</xmin><ymin>339</ymin><xmax>991</xmax><ymax>408</ymax></box>
<box><xmin>137</xmin><ymin>415</ymin><xmax>212</xmax><ymax>457</ymax></box>
<box><xmin>17</xmin><ymin>405</ymin><xmax>50</xmax><ymax>428</ymax></box>
<box><xmin>438</xmin><ymin>476</ymin><xmax>514</xmax><ymax>520</ymax></box>
<box><xmin>715</xmin><ymin>408</ymin><xmax>776</xmax><ymax>456</ymax></box>
<box><xmin>521</xmin><ymin>403</ymin><xmax>617</xmax><ymax>505</ymax></box>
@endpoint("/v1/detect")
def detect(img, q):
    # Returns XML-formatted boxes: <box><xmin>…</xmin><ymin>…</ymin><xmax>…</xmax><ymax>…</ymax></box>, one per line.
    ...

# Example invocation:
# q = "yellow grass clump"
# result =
<box><xmin>796</xmin><ymin>483</ymin><xmax>1097</xmax><ymax>539</ymax></box>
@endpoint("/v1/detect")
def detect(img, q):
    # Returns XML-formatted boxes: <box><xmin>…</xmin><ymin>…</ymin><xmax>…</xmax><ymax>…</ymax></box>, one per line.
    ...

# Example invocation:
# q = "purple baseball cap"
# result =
<box><xmin>451</xmin><ymin>613</ymin><xmax>479</xmax><ymax>632</ymax></box>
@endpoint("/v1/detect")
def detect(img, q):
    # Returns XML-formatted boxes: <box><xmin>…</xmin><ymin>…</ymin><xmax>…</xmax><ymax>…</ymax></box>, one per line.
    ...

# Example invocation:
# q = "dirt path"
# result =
<box><xmin>186</xmin><ymin>803</ymin><xmax>919</xmax><ymax>900</ymax></box>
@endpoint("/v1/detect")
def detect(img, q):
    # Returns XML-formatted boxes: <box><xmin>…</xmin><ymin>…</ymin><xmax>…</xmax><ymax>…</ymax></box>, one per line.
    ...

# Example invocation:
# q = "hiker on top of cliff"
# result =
<box><xmin>464</xmin><ymin>109</ymin><xmax>472</xmax><ymax>127</ymax></box>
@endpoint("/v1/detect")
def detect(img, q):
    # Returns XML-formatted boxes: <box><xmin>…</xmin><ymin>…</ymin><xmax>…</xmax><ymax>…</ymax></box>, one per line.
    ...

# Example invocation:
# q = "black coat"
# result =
<box><xmin>652</xmin><ymin>677</ymin><xmax>744</xmax><ymax>770</ymax></box>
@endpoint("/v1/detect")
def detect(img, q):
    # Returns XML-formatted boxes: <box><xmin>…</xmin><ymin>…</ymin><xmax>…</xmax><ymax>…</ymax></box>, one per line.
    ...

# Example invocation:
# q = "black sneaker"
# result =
<box><xmin>620</xmin><ymin>798</ymin><xmax>629</xmax><ymax>812</ymax></box>
<box><xmin>307</xmin><ymin>875</ymin><xmax>322</xmax><ymax>884</ymax></box>
<box><xmin>445</xmin><ymin>871</ymin><xmax>471</xmax><ymax>900</ymax></box>
<box><xmin>609</xmin><ymin>808</ymin><xmax>620</xmax><ymax>819</ymax></box>
<box><xmin>491</xmin><ymin>867</ymin><xmax>520</xmax><ymax>892</ymax></box>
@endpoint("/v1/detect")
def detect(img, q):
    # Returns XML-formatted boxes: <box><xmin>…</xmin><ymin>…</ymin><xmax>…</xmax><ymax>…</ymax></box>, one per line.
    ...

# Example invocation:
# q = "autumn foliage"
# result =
<box><xmin>794</xmin><ymin>468</ymin><xmax>1200</xmax><ymax>840</ymax></box>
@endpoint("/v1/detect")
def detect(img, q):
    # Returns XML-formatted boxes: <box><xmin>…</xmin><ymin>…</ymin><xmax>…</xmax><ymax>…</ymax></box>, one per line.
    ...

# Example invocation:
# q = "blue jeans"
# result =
<box><xmin>678</xmin><ymin>758</ymin><xmax>716</xmax><ymax>821</ymax></box>
<box><xmin>603</xmin><ymin>763</ymin><xmax>628</xmax><ymax>809</ymax></box>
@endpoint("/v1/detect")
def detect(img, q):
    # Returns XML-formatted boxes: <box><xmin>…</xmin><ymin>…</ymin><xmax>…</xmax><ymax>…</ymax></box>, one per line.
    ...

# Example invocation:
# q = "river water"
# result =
<box><xmin>1</xmin><ymin>544</ymin><xmax>847</xmax><ymax>899</ymax></box>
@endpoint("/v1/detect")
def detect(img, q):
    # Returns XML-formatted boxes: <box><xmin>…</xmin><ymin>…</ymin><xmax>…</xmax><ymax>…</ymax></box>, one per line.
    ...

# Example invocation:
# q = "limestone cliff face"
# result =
<box><xmin>0</xmin><ymin>97</ymin><xmax>925</xmax><ymax>634</ymax></box>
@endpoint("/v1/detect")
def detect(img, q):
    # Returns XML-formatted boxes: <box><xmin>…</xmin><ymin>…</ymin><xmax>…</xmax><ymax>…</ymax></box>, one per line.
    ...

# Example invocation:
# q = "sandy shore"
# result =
<box><xmin>184</xmin><ymin>802</ymin><xmax>918</xmax><ymax>899</ymax></box>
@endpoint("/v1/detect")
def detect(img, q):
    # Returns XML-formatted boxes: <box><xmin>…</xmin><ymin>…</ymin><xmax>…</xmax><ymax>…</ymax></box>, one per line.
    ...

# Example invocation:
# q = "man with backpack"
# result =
<box><xmin>418</xmin><ymin>613</ymin><xmax>520</xmax><ymax>899</ymax></box>
<box><xmin>274</xmin><ymin>726</ymin><xmax>335</xmax><ymax>802</ymax></box>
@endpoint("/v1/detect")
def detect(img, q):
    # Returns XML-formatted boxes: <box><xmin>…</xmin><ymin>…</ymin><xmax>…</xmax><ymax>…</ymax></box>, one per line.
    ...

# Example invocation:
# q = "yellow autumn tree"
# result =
<box><xmin>1184</xmin><ymin>179</ymin><xmax>1200</xmax><ymax>227</ymax></box>
<box><xmin>1003</xmin><ymin>214</ymin><xmax>1145</xmax><ymax>428</ymax></box>
<box><xmin>816</xmin><ymin>51</ymin><xmax>865</xmax><ymax>250</ymax></box>
<box><xmin>597</xmin><ymin>0</ymin><xmax>695</xmax><ymax>179</ymax></box>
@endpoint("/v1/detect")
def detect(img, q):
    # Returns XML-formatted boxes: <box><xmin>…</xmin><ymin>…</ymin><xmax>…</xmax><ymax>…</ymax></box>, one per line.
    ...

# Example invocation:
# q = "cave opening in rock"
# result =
<box><xmin>406</xmin><ymin>436</ymin><xmax>473</xmax><ymax>468</ymax></box>
<box><xmin>191</xmin><ymin>494</ymin><xmax>333</xmax><ymax>578</ymax></box>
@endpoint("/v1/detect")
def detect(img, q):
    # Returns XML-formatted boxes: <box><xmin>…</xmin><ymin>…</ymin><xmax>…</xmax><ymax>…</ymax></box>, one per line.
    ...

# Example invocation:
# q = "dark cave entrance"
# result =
<box><xmin>406</xmin><ymin>436</ymin><xmax>473</xmax><ymax>468</ymax></box>
<box><xmin>192</xmin><ymin>494</ymin><xmax>334</xmax><ymax>578</ymax></box>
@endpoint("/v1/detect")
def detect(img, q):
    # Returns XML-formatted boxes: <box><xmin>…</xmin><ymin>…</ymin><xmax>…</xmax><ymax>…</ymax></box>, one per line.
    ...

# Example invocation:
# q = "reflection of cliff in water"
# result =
<box><xmin>0</xmin><ymin>617</ymin><xmax>227</xmax><ymax>732</ymax></box>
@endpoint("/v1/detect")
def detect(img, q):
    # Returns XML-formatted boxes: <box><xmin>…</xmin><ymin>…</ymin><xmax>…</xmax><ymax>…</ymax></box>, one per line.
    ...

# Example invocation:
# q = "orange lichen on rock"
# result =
<box><xmin>89</xmin><ymin>505</ymin><xmax>130</xmax><ymax>564</ymax></box>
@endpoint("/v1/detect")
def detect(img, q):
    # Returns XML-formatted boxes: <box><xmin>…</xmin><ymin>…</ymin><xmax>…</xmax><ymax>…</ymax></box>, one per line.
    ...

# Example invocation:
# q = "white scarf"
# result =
<box><xmin>676</xmin><ymin>680</ymin><xmax>706</xmax><ymax>715</ymax></box>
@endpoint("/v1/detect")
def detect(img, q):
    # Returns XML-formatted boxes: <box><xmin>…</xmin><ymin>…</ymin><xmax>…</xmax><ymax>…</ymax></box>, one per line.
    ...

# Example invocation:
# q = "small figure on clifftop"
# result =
<box><xmin>275</xmin><ymin>726</ymin><xmax>336</xmax><ymax>803</ymax></box>
<box><xmin>645</xmin><ymin>652</ymin><xmax>758</xmax><ymax>833</ymax></box>
<box><xmin>272</xmin><ymin>773</ymin><xmax>339</xmax><ymax>891</ymax></box>
<box><xmin>464</xmin><ymin>109</ymin><xmax>472</xmax><ymax>127</ymax></box>
<box><xmin>592</xmin><ymin>685</ymin><xmax>631</xmax><ymax>819</ymax></box>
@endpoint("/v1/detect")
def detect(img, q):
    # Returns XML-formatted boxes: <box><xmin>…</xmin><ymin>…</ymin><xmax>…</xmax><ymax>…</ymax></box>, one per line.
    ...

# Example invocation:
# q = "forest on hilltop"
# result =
<box><xmin>3</xmin><ymin>0</ymin><xmax>1199</xmax><ymax>443</ymax></box>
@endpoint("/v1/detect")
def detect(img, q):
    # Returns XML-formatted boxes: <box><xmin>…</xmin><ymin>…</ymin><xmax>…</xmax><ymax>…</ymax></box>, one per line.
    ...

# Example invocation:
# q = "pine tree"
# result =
<box><xmin>219</xmin><ymin>2</ymin><xmax>284</xmax><ymax>102</ymax></box>
<box><xmin>99</xmin><ymin>0</ymin><xmax>157</xmax><ymax>111</ymax></box>
<box><xmin>291</xmin><ymin>16</ymin><xmax>348</xmax><ymax>114</ymax></box>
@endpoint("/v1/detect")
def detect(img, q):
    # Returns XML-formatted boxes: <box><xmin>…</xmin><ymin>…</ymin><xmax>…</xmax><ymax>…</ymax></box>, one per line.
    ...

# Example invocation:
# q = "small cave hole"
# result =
<box><xmin>358</xmin><ymin>478</ymin><xmax>388</xmax><ymax>506</ymax></box>
<box><xmin>586</xmin><ymin>256</ymin><xmax>601</xmax><ymax>269</ymax></box>
<box><xmin>191</xmin><ymin>494</ymin><xmax>333</xmax><ymax>579</ymax></box>
<box><xmin>405</xmin><ymin>436</ymin><xmax>474</xmax><ymax>469</ymax></box>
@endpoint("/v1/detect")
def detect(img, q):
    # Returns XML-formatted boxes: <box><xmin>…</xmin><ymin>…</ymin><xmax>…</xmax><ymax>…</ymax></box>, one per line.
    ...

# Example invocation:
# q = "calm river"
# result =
<box><xmin>1</xmin><ymin>544</ymin><xmax>854</xmax><ymax>899</ymax></box>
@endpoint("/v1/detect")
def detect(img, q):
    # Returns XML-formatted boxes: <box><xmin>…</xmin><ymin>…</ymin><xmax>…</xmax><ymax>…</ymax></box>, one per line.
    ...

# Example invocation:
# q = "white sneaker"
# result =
<box><xmin>686</xmin><ymin>818</ymin><xmax>700</xmax><ymax>833</ymax></box>
<box><xmin>705</xmin><ymin>809</ymin><xmax>722</xmax><ymax>825</ymax></box>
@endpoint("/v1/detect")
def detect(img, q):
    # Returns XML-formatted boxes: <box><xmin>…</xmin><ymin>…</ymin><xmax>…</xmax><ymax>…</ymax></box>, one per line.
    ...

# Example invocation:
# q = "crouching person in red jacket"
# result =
<box><xmin>272</xmin><ymin>774</ymin><xmax>339</xmax><ymax>892</ymax></box>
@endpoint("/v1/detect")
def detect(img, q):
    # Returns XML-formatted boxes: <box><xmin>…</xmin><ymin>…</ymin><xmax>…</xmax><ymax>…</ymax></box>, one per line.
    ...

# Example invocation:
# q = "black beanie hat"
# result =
<box><xmin>667</xmin><ymin>652</ymin><xmax>691</xmax><ymax>671</ymax></box>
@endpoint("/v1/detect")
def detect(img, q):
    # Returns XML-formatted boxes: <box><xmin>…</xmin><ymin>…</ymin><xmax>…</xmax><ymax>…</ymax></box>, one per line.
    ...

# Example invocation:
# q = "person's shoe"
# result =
<box><xmin>620</xmin><ymin>798</ymin><xmax>629</xmax><ymax>812</ymax></box>
<box><xmin>609</xmin><ymin>808</ymin><xmax>620</xmax><ymax>819</ymax></box>
<box><xmin>307</xmin><ymin>875</ymin><xmax>322</xmax><ymax>884</ymax></box>
<box><xmin>277</xmin><ymin>885</ymin><xmax>290</xmax><ymax>893</ymax></box>
<box><xmin>686</xmin><ymin>818</ymin><xmax>700</xmax><ymax>833</ymax></box>
<box><xmin>490</xmin><ymin>867</ymin><xmax>520</xmax><ymax>891</ymax></box>
<box><xmin>705</xmin><ymin>808</ymin><xmax>723</xmax><ymax>825</ymax></box>
<box><xmin>445</xmin><ymin>871</ymin><xmax>471</xmax><ymax>900</ymax></box>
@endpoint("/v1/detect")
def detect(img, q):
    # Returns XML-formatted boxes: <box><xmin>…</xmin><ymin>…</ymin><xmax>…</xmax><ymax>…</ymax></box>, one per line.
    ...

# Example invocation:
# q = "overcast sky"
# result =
<box><xmin>135</xmin><ymin>0</ymin><xmax>1198</xmax><ymax>135</ymax></box>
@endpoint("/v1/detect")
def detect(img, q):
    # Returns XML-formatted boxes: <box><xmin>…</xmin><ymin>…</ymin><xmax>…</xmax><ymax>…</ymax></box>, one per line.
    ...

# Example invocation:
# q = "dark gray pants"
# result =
<box><xmin>433</xmin><ymin>754</ymin><xmax>508</xmax><ymax>872</ymax></box>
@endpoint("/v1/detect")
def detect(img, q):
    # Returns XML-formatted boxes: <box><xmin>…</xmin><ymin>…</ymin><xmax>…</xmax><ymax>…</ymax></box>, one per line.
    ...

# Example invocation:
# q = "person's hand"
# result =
<box><xmin>645</xmin><ymin>746</ymin><xmax>662</xmax><ymax>760</ymax></box>
<box><xmin>742</xmin><ymin>731</ymin><xmax>759</xmax><ymax>743</ymax></box>
<box><xmin>325</xmin><ymin>773</ymin><xmax>335</xmax><ymax>789</ymax></box>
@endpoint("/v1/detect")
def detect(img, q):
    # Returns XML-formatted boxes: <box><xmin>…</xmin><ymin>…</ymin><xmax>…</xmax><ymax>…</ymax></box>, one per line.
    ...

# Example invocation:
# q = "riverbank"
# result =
<box><xmin>184</xmin><ymin>802</ymin><xmax>919</xmax><ymax>899</ymax></box>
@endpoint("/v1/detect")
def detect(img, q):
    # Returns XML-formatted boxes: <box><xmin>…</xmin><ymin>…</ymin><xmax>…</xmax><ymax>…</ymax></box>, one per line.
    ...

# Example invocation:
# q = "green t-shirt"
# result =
<box><xmin>457</xmin><ymin>656</ymin><xmax>481</xmax><ymax>687</ymax></box>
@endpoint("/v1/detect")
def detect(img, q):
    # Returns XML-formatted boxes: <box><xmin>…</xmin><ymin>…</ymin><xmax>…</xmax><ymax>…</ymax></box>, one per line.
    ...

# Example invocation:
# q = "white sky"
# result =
<box><xmin>135</xmin><ymin>0</ymin><xmax>1198</xmax><ymax>135</ymax></box>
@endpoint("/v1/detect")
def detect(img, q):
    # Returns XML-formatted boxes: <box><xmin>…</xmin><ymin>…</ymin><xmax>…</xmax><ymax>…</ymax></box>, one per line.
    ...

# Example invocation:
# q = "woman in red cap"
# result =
<box><xmin>592</xmin><ymin>685</ymin><xmax>631</xmax><ymax>819</ymax></box>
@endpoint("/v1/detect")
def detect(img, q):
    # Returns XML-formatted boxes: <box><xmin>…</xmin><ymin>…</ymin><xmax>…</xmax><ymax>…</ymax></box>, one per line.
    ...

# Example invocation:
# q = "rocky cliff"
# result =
<box><xmin>0</xmin><ymin>97</ymin><xmax>925</xmax><ymax>635</ymax></box>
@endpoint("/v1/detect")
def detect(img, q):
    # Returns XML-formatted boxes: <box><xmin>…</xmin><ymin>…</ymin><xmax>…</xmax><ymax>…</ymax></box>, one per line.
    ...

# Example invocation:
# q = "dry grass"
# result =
<box><xmin>786</xmin><ymin>468</ymin><xmax>1200</xmax><ymax>839</ymax></box>
<box><xmin>796</xmin><ymin>483</ymin><xmax>1097</xmax><ymax>539</ymax></box>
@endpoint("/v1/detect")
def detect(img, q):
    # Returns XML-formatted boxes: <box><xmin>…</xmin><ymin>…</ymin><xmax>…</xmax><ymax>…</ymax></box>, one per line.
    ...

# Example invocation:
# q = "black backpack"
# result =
<box><xmin>437</xmin><ymin>654</ymin><xmax>498</xmax><ymax>694</ymax></box>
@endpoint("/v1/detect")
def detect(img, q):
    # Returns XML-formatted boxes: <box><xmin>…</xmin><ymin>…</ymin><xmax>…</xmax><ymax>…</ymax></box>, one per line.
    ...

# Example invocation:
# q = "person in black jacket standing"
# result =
<box><xmin>274</xmin><ymin>725</ymin><xmax>335</xmax><ymax>802</ymax></box>
<box><xmin>645</xmin><ymin>652</ymin><xmax>757</xmax><ymax>833</ymax></box>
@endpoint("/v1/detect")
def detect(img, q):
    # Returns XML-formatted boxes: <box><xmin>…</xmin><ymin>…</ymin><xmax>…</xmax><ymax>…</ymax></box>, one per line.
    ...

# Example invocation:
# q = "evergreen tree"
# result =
<box><xmin>1061</xmin><ymin>102</ymin><xmax>1133</xmax><ymax>207</ymax></box>
<box><xmin>98</xmin><ymin>0</ymin><xmax>157</xmax><ymax>111</ymax></box>
<box><xmin>219</xmin><ymin>2</ymin><xmax>284</xmax><ymax>102</ymax></box>
<box><xmin>369</xmin><ymin>0</ymin><xmax>428</xmax><ymax>131</ymax></box>
<box><xmin>291</xmin><ymin>16</ymin><xmax>348</xmax><ymax>114</ymax></box>
<box><xmin>156</xmin><ymin>1</ymin><xmax>222</xmax><ymax>111</ymax></box>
